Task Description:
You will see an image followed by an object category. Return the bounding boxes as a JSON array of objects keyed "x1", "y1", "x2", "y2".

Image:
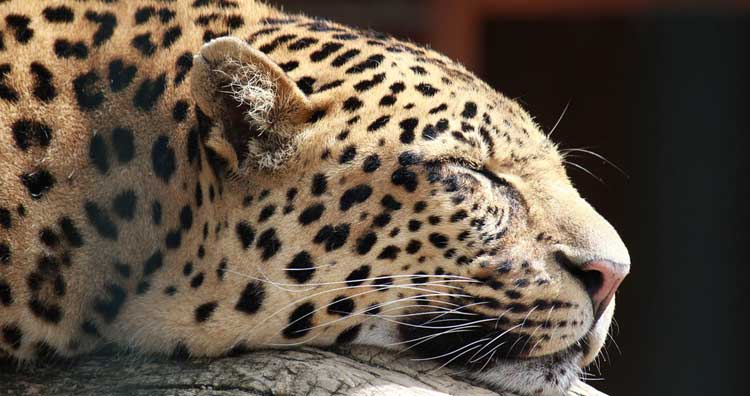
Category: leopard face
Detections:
[{"x1": 0, "y1": 2, "x2": 629, "y2": 395}]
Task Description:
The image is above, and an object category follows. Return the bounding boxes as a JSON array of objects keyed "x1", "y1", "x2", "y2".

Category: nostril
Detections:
[{"x1": 555, "y1": 251, "x2": 604, "y2": 297}]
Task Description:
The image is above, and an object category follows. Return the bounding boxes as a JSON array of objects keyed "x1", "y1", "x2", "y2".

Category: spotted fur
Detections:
[{"x1": 0, "y1": 2, "x2": 629, "y2": 395}]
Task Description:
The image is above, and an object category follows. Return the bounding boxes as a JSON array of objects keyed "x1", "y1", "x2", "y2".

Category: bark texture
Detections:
[{"x1": 0, "y1": 347, "x2": 606, "y2": 396}]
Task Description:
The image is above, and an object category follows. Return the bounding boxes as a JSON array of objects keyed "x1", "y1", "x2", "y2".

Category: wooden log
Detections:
[{"x1": 0, "y1": 347, "x2": 606, "y2": 396}]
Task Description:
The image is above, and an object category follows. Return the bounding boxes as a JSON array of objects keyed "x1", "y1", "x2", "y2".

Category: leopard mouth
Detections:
[{"x1": 396, "y1": 311, "x2": 604, "y2": 396}]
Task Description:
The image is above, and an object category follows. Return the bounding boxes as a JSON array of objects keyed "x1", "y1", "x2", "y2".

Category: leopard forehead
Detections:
[{"x1": 0, "y1": 3, "x2": 624, "y2": 396}]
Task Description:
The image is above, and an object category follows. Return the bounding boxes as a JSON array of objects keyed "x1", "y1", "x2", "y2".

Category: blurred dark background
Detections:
[{"x1": 276, "y1": 1, "x2": 749, "y2": 395}]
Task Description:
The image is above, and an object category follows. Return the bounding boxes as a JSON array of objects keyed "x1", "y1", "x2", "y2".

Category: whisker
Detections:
[{"x1": 547, "y1": 98, "x2": 572, "y2": 139}]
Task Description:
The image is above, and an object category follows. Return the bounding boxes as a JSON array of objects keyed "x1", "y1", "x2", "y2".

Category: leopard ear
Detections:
[{"x1": 191, "y1": 36, "x2": 314, "y2": 172}]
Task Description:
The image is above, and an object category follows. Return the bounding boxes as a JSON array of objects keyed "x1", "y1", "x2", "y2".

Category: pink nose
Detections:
[{"x1": 579, "y1": 260, "x2": 630, "y2": 320}]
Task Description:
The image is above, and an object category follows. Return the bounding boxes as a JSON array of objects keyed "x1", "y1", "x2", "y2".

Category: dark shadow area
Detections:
[{"x1": 482, "y1": 15, "x2": 748, "y2": 395}]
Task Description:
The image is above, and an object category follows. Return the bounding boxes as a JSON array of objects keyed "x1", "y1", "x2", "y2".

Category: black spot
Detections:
[
  {"x1": 362, "y1": 154, "x2": 381, "y2": 173},
  {"x1": 450, "y1": 210, "x2": 468, "y2": 223},
  {"x1": 328, "y1": 295, "x2": 354, "y2": 316},
  {"x1": 345, "y1": 266, "x2": 371, "y2": 287},
  {"x1": 84, "y1": 11, "x2": 117, "y2": 47},
  {"x1": 373, "y1": 275, "x2": 393, "y2": 291},
  {"x1": 372, "y1": 213, "x2": 391, "y2": 228},
  {"x1": 111, "y1": 127, "x2": 135, "y2": 163},
  {"x1": 311, "y1": 173, "x2": 327, "y2": 196},
  {"x1": 339, "y1": 145, "x2": 357, "y2": 164},
  {"x1": 134, "y1": 6, "x2": 155, "y2": 24},
  {"x1": 235, "y1": 281, "x2": 265, "y2": 314},
  {"x1": 143, "y1": 251, "x2": 163, "y2": 276},
  {"x1": 282, "y1": 302, "x2": 315, "y2": 339},
  {"x1": 259, "y1": 33, "x2": 297, "y2": 53},
  {"x1": 216, "y1": 259, "x2": 228, "y2": 280},
  {"x1": 427, "y1": 104, "x2": 446, "y2": 115},
  {"x1": 462, "y1": 102, "x2": 478, "y2": 118},
  {"x1": 258, "y1": 205, "x2": 276, "y2": 223},
  {"x1": 195, "y1": 301, "x2": 217, "y2": 322},
  {"x1": 408, "y1": 220, "x2": 422, "y2": 232},
  {"x1": 429, "y1": 233, "x2": 449, "y2": 248},
  {"x1": 173, "y1": 100, "x2": 190, "y2": 122},
  {"x1": 346, "y1": 54, "x2": 384, "y2": 74},
  {"x1": 256, "y1": 228, "x2": 282, "y2": 260},
  {"x1": 134, "y1": 73, "x2": 167, "y2": 111},
  {"x1": 236, "y1": 221, "x2": 255, "y2": 249},
  {"x1": 132, "y1": 33, "x2": 157, "y2": 56},
  {"x1": 409, "y1": 65, "x2": 427, "y2": 75},
  {"x1": 415, "y1": 83, "x2": 439, "y2": 96},
  {"x1": 108, "y1": 59, "x2": 137, "y2": 92},
  {"x1": 340, "y1": 185, "x2": 372, "y2": 211},
  {"x1": 391, "y1": 167, "x2": 418, "y2": 192},
  {"x1": 296, "y1": 76, "x2": 315, "y2": 95},
  {"x1": 428, "y1": 216, "x2": 441, "y2": 225},
  {"x1": 287, "y1": 251, "x2": 315, "y2": 283},
  {"x1": 279, "y1": 61, "x2": 298, "y2": 72},
  {"x1": 5, "y1": 14, "x2": 33, "y2": 44},
  {"x1": 162, "y1": 26, "x2": 182, "y2": 48},
  {"x1": 0, "y1": 64, "x2": 19, "y2": 101},
  {"x1": 399, "y1": 151, "x2": 422, "y2": 166},
  {"x1": 84, "y1": 201, "x2": 118, "y2": 240},
  {"x1": 88, "y1": 134, "x2": 110, "y2": 174},
  {"x1": 310, "y1": 42, "x2": 343, "y2": 62},
  {"x1": 2, "y1": 324, "x2": 22, "y2": 349},
  {"x1": 21, "y1": 169, "x2": 55, "y2": 200},
  {"x1": 367, "y1": 115, "x2": 390, "y2": 132},
  {"x1": 171, "y1": 342, "x2": 190, "y2": 360},
  {"x1": 12, "y1": 120, "x2": 52, "y2": 151},
  {"x1": 190, "y1": 272, "x2": 205, "y2": 288},
  {"x1": 381, "y1": 195, "x2": 402, "y2": 211},
  {"x1": 43, "y1": 6, "x2": 75, "y2": 23},
  {"x1": 405, "y1": 240, "x2": 422, "y2": 254},
  {"x1": 354, "y1": 72, "x2": 385, "y2": 92},
  {"x1": 307, "y1": 108, "x2": 326, "y2": 123},
  {"x1": 377, "y1": 245, "x2": 400, "y2": 260},
  {"x1": 57, "y1": 217, "x2": 83, "y2": 248},
  {"x1": 165, "y1": 229, "x2": 181, "y2": 249},
  {"x1": 151, "y1": 135, "x2": 177, "y2": 183},
  {"x1": 379, "y1": 95, "x2": 396, "y2": 106},
  {"x1": 225, "y1": 14, "x2": 244, "y2": 28},
  {"x1": 331, "y1": 49, "x2": 360, "y2": 67},
  {"x1": 195, "y1": 182, "x2": 204, "y2": 207},
  {"x1": 335, "y1": 324, "x2": 361, "y2": 344},
  {"x1": 356, "y1": 232, "x2": 377, "y2": 255},
  {"x1": 39, "y1": 228, "x2": 59, "y2": 248},
  {"x1": 136, "y1": 280, "x2": 150, "y2": 295},
  {"x1": 399, "y1": 118, "x2": 418, "y2": 143},
  {"x1": 313, "y1": 224, "x2": 350, "y2": 252},
  {"x1": 73, "y1": 71, "x2": 104, "y2": 110},
  {"x1": 177, "y1": 206, "x2": 193, "y2": 230},
  {"x1": 151, "y1": 201, "x2": 163, "y2": 225},
  {"x1": 0, "y1": 278, "x2": 12, "y2": 305},
  {"x1": 342, "y1": 96, "x2": 363, "y2": 112},
  {"x1": 114, "y1": 262, "x2": 131, "y2": 278},
  {"x1": 390, "y1": 82, "x2": 405, "y2": 94},
  {"x1": 30, "y1": 63, "x2": 57, "y2": 102},
  {"x1": 288, "y1": 37, "x2": 318, "y2": 51},
  {"x1": 299, "y1": 204, "x2": 325, "y2": 225},
  {"x1": 174, "y1": 52, "x2": 193, "y2": 86},
  {"x1": 0, "y1": 208, "x2": 10, "y2": 229},
  {"x1": 93, "y1": 283, "x2": 126, "y2": 323}
]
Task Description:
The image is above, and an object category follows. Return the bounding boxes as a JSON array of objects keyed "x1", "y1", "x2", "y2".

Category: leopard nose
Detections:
[
  {"x1": 580, "y1": 259, "x2": 629, "y2": 320},
  {"x1": 556, "y1": 252, "x2": 630, "y2": 320}
]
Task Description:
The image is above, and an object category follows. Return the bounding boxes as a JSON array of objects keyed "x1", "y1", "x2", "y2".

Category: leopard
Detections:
[{"x1": 0, "y1": 1, "x2": 630, "y2": 395}]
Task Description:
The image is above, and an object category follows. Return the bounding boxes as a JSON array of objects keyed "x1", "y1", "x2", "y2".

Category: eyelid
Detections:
[{"x1": 478, "y1": 167, "x2": 511, "y2": 187}]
